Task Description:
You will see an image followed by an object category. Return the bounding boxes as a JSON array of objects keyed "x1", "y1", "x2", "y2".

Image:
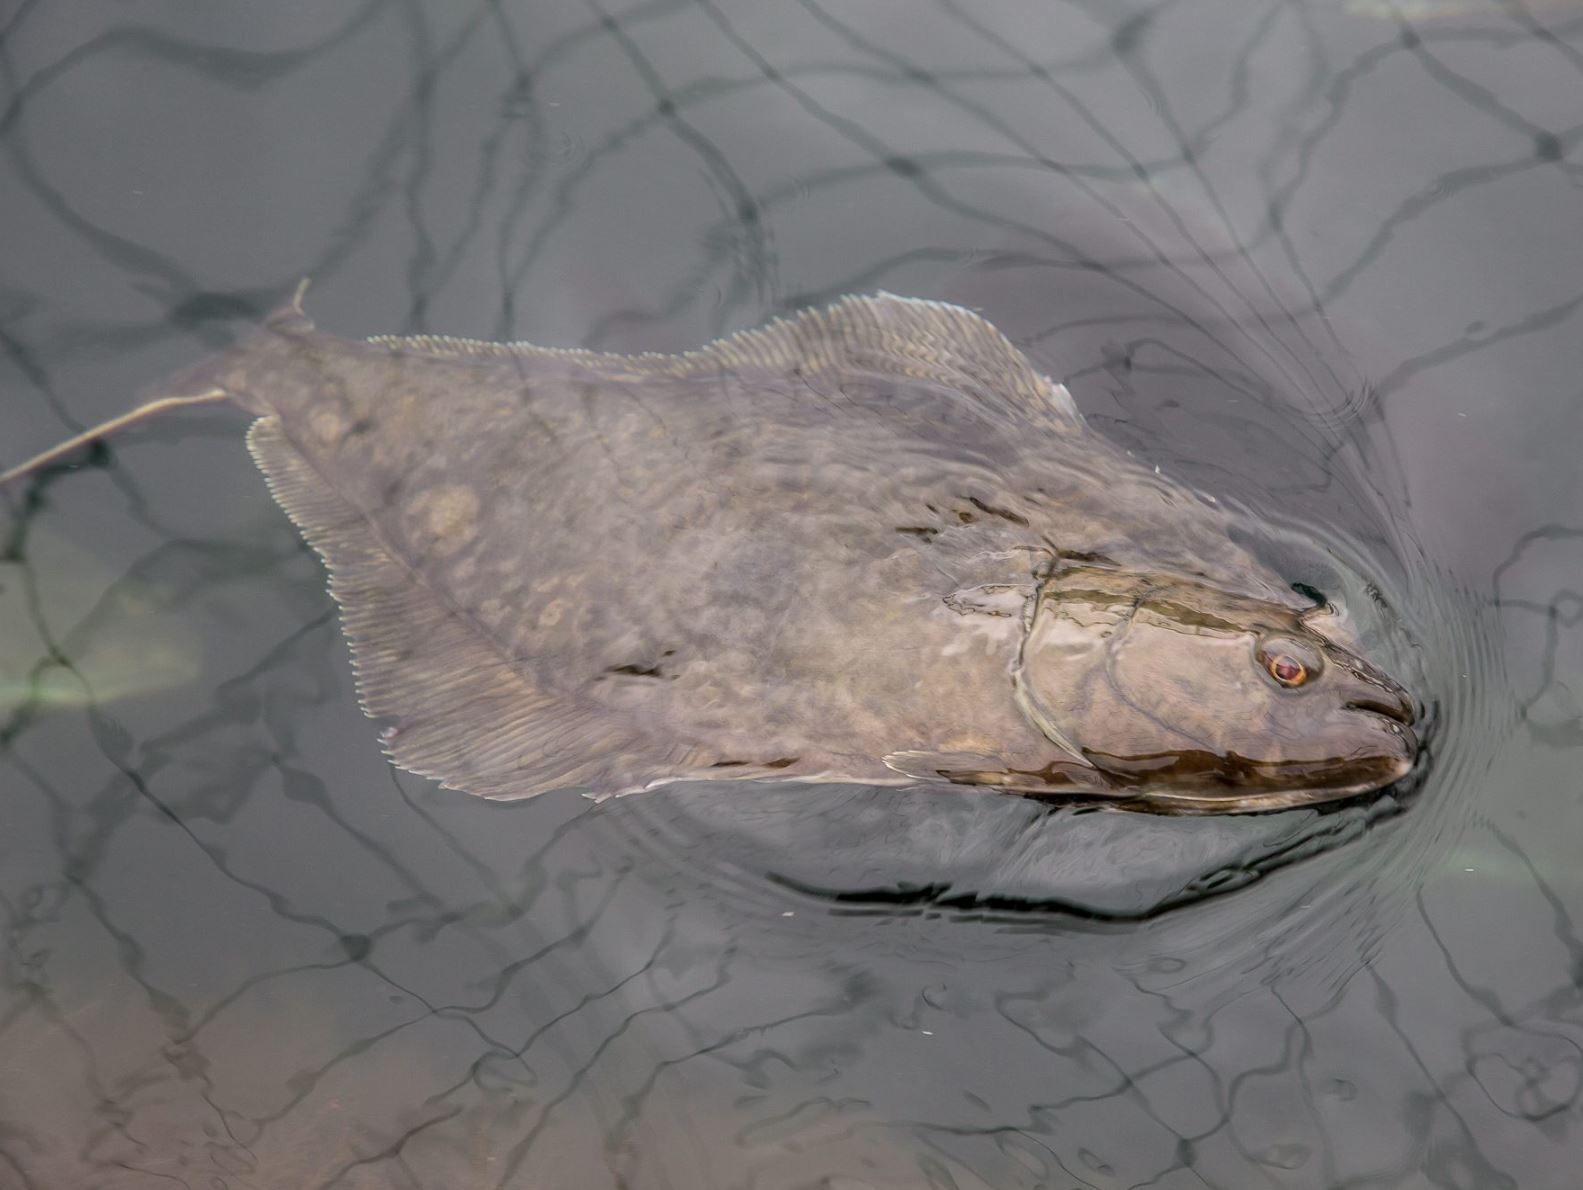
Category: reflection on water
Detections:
[{"x1": 1, "y1": 0, "x2": 1580, "y2": 1186}]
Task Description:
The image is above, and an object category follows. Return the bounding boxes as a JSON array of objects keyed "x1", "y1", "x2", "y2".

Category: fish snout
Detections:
[{"x1": 1331, "y1": 648, "x2": 1416, "y2": 722}]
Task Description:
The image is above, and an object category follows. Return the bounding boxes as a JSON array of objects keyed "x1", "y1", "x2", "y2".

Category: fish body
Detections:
[{"x1": 98, "y1": 294, "x2": 1419, "y2": 812}]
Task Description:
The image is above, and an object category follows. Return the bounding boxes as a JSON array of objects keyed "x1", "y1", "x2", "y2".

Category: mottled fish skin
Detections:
[{"x1": 175, "y1": 293, "x2": 1416, "y2": 813}]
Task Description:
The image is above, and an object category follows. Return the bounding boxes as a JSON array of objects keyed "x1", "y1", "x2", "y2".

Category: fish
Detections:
[{"x1": 1, "y1": 288, "x2": 1419, "y2": 813}]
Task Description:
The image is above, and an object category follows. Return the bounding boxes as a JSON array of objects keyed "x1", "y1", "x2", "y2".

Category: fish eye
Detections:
[
  {"x1": 1257, "y1": 638, "x2": 1321, "y2": 689},
  {"x1": 1268, "y1": 654, "x2": 1307, "y2": 686}
]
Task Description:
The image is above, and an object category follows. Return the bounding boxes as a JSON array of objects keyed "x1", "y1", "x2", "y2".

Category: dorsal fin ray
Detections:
[{"x1": 369, "y1": 293, "x2": 1084, "y2": 434}]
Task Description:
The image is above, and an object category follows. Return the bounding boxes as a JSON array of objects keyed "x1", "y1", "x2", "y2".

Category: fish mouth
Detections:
[
  {"x1": 1348, "y1": 693, "x2": 1419, "y2": 782},
  {"x1": 1343, "y1": 676, "x2": 1419, "y2": 777},
  {"x1": 1345, "y1": 692, "x2": 1415, "y2": 726}
]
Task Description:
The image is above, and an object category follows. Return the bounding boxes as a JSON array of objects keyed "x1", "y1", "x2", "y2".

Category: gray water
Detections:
[{"x1": 2, "y1": 1, "x2": 1581, "y2": 1187}]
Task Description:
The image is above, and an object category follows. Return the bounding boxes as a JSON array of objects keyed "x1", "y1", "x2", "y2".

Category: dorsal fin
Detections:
[{"x1": 368, "y1": 293, "x2": 1083, "y2": 434}]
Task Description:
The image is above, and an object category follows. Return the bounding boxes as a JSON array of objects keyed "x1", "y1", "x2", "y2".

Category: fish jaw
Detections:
[{"x1": 1104, "y1": 725, "x2": 1420, "y2": 815}]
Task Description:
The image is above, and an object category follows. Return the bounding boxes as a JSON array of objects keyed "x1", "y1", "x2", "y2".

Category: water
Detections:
[{"x1": 1, "y1": 1, "x2": 1580, "y2": 1186}]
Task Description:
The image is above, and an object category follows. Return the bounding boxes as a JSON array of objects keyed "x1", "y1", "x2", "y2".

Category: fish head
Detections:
[{"x1": 1013, "y1": 567, "x2": 1419, "y2": 812}]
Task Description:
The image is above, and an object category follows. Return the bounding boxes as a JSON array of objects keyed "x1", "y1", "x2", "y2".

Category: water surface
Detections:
[{"x1": 2, "y1": 1, "x2": 1581, "y2": 1186}]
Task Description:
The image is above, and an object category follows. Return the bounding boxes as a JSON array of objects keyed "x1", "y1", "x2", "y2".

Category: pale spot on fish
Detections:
[
  {"x1": 479, "y1": 597, "x2": 507, "y2": 628},
  {"x1": 538, "y1": 599, "x2": 567, "y2": 628},
  {"x1": 406, "y1": 484, "x2": 481, "y2": 556},
  {"x1": 310, "y1": 407, "x2": 349, "y2": 447}
]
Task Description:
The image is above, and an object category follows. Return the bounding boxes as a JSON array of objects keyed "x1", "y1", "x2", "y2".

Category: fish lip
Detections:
[
  {"x1": 1377, "y1": 735, "x2": 1418, "y2": 785},
  {"x1": 1348, "y1": 713, "x2": 1421, "y2": 794},
  {"x1": 1357, "y1": 709, "x2": 1419, "y2": 785},
  {"x1": 1129, "y1": 762, "x2": 1414, "y2": 814},
  {"x1": 1125, "y1": 785, "x2": 1369, "y2": 814}
]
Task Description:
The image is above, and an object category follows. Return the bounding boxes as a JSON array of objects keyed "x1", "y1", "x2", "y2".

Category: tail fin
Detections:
[
  {"x1": 1, "y1": 390, "x2": 232, "y2": 487},
  {"x1": 1, "y1": 279, "x2": 313, "y2": 487}
]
